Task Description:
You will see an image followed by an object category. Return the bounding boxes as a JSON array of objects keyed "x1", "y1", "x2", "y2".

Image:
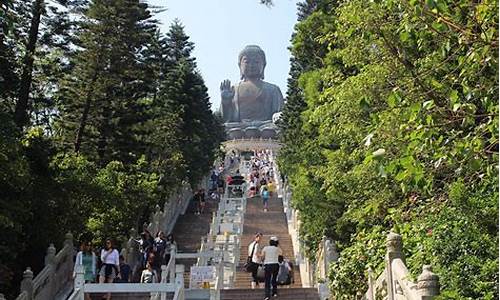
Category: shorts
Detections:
[{"x1": 99, "y1": 264, "x2": 117, "y2": 280}]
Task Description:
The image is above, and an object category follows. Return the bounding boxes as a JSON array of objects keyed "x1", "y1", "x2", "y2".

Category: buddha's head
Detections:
[{"x1": 238, "y1": 45, "x2": 266, "y2": 80}]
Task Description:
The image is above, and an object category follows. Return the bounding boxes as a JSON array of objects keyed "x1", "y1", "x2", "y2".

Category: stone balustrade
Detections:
[
  {"x1": 14, "y1": 233, "x2": 76, "y2": 300},
  {"x1": 121, "y1": 182, "x2": 194, "y2": 277},
  {"x1": 364, "y1": 232, "x2": 440, "y2": 300}
]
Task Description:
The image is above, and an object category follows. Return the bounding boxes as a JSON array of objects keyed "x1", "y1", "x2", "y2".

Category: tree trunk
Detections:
[
  {"x1": 14, "y1": 0, "x2": 44, "y2": 128},
  {"x1": 74, "y1": 69, "x2": 99, "y2": 153}
]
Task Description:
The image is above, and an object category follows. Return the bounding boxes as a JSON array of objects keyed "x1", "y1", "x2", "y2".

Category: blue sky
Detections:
[{"x1": 147, "y1": 0, "x2": 300, "y2": 111}]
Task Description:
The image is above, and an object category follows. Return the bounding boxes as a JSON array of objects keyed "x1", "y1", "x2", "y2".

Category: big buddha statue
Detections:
[{"x1": 220, "y1": 45, "x2": 284, "y2": 139}]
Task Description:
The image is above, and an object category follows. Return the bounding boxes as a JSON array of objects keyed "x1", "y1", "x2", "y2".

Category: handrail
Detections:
[
  {"x1": 173, "y1": 284, "x2": 185, "y2": 300},
  {"x1": 15, "y1": 233, "x2": 76, "y2": 300},
  {"x1": 69, "y1": 264, "x2": 180, "y2": 300},
  {"x1": 122, "y1": 183, "x2": 193, "y2": 280},
  {"x1": 363, "y1": 233, "x2": 440, "y2": 300}
]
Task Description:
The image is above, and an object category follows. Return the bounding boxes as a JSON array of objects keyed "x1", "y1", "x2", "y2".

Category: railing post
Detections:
[
  {"x1": 217, "y1": 258, "x2": 224, "y2": 290},
  {"x1": 153, "y1": 204, "x2": 161, "y2": 234},
  {"x1": 170, "y1": 248, "x2": 176, "y2": 284},
  {"x1": 74, "y1": 264, "x2": 85, "y2": 300},
  {"x1": 175, "y1": 264, "x2": 185, "y2": 287},
  {"x1": 64, "y1": 232, "x2": 74, "y2": 248},
  {"x1": 20, "y1": 267, "x2": 33, "y2": 300},
  {"x1": 159, "y1": 265, "x2": 168, "y2": 300},
  {"x1": 417, "y1": 265, "x2": 440, "y2": 300},
  {"x1": 126, "y1": 227, "x2": 138, "y2": 268},
  {"x1": 45, "y1": 243, "x2": 56, "y2": 266},
  {"x1": 386, "y1": 232, "x2": 403, "y2": 300},
  {"x1": 367, "y1": 267, "x2": 375, "y2": 300}
]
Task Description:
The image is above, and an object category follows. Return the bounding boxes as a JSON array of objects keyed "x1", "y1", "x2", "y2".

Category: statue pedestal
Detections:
[{"x1": 224, "y1": 121, "x2": 278, "y2": 140}]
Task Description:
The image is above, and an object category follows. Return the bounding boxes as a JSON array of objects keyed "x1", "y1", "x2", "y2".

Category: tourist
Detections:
[
  {"x1": 259, "y1": 236, "x2": 282, "y2": 299},
  {"x1": 267, "y1": 180, "x2": 275, "y2": 197},
  {"x1": 226, "y1": 174, "x2": 233, "y2": 186},
  {"x1": 217, "y1": 176, "x2": 225, "y2": 194},
  {"x1": 200, "y1": 189, "x2": 207, "y2": 214},
  {"x1": 114, "y1": 255, "x2": 131, "y2": 283},
  {"x1": 99, "y1": 239, "x2": 120, "y2": 300},
  {"x1": 137, "y1": 231, "x2": 153, "y2": 268},
  {"x1": 210, "y1": 170, "x2": 218, "y2": 191},
  {"x1": 140, "y1": 262, "x2": 158, "y2": 283},
  {"x1": 261, "y1": 186, "x2": 270, "y2": 212},
  {"x1": 74, "y1": 241, "x2": 96, "y2": 300},
  {"x1": 249, "y1": 178, "x2": 256, "y2": 198},
  {"x1": 247, "y1": 232, "x2": 263, "y2": 289},
  {"x1": 163, "y1": 233, "x2": 177, "y2": 265},
  {"x1": 153, "y1": 231, "x2": 167, "y2": 273},
  {"x1": 277, "y1": 255, "x2": 293, "y2": 287}
]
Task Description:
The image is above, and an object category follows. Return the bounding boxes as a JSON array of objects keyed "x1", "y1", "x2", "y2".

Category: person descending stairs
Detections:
[{"x1": 221, "y1": 188, "x2": 320, "y2": 300}]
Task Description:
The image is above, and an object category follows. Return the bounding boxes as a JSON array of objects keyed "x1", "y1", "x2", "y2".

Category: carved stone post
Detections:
[
  {"x1": 126, "y1": 228, "x2": 138, "y2": 267},
  {"x1": 418, "y1": 265, "x2": 440, "y2": 299},
  {"x1": 0, "y1": 293, "x2": 6, "y2": 300},
  {"x1": 45, "y1": 243, "x2": 57, "y2": 266},
  {"x1": 175, "y1": 264, "x2": 185, "y2": 287},
  {"x1": 217, "y1": 257, "x2": 224, "y2": 290},
  {"x1": 169, "y1": 248, "x2": 176, "y2": 284},
  {"x1": 64, "y1": 232, "x2": 74, "y2": 248},
  {"x1": 20, "y1": 267, "x2": 33, "y2": 299},
  {"x1": 74, "y1": 264, "x2": 85, "y2": 300},
  {"x1": 386, "y1": 232, "x2": 403, "y2": 300},
  {"x1": 153, "y1": 204, "x2": 161, "y2": 234}
]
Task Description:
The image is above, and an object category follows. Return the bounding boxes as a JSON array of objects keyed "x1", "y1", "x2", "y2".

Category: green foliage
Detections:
[
  {"x1": 280, "y1": 0, "x2": 498, "y2": 299},
  {"x1": 0, "y1": 1, "x2": 223, "y2": 297}
]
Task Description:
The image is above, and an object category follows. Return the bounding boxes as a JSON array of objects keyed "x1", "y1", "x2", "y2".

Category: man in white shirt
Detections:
[{"x1": 247, "y1": 232, "x2": 263, "y2": 288}]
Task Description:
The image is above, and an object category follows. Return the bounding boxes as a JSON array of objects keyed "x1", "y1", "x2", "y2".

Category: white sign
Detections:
[{"x1": 189, "y1": 266, "x2": 216, "y2": 289}]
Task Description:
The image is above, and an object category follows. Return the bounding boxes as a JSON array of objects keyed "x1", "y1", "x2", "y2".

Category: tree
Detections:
[
  {"x1": 158, "y1": 20, "x2": 224, "y2": 186},
  {"x1": 57, "y1": 0, "x2": 158, "y2": 164},
  {"x1": 279, "y1": 0, "x2": 498, "y2": 298}
]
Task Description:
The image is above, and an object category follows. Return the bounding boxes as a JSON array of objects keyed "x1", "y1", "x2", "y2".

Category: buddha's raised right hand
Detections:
[{"x1": 220, "y1": 79, "x2": 235, "y2": 102}]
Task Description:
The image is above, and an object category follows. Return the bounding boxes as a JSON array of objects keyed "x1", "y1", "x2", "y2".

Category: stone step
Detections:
[
  {"x1": 234, "y1": 194, "x2": 300, "y2": 289},
  {"x1": 220, "y1": 288, "x2": 319, "y2": 300},
  {"x1": 89, "y1": 292, "x2": 174, "y2": 300},
  {"x1": 169, "y1": 197, "x2": 219, "y2": 289}
]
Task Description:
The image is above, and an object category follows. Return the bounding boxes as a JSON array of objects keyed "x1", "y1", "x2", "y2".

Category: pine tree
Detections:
[
  {"x1": 157, "y1": 20, "x2": 223, "y2": 185},
  {"x1": 56, "y1": 0, "x2": 158, "y2": 164}
]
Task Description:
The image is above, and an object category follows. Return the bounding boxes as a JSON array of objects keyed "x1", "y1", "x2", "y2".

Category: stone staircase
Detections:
[
  {"x1": 221, "y1": 288, "x2": 319, "y2": 300},
  {"x1": 223, "y1": 193, "x2": 319, "y2": 300},
  {"x1": 90, "y1": 292, "x2": 174, "y2": 300},
  {"x1": 234, "y1": 194, "x2": 302, "y2": 289},
  {"x1": 172, "y1": 195, "x2": 219, "y2": 288}
]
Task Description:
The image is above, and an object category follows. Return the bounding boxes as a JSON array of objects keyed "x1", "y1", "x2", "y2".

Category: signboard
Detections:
[{"x1": 189, "y1": 266, "x2": 216, "y2": 289}]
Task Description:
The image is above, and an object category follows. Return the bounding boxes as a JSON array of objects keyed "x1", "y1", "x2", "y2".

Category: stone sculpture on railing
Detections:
[
  {"x1": 15, "y1": 233, "x2": 75, "y2": 300},
  {"x1": 121, "y1": 183, "x2": 193, "y2": 280},
  {"x1": 364, "y1": 232, "x2": 440, "y2": 300}
]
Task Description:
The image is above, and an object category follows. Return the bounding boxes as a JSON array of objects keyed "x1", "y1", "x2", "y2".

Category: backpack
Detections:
[
  {"x1": 277, "y1": 262, "x2": 291, "y2": 285},
  {"x1": 262, "y1": 190, "x2": 269, "y2": 199}
]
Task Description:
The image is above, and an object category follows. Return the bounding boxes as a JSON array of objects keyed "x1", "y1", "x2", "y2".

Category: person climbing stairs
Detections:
[{"x1": 222, "y1": 191, "x2": 320, "y2": 300}]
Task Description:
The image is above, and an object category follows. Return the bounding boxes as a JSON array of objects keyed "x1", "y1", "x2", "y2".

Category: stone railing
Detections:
[
  {"x1": 121, "y1": 182, "x2": 194, "y2": 277},
  {"x1": 199, "y1": 182, "x2": 245, "y2": 290},
  {"x1": 13, "y1": 233, "x2": 76, "y2": 300},
  {"x1": 315, "y1": 236, "x2": 339, "y2": 299},
  {"x1": 69, "y1": 250, "x2": 182, "y2": 300},
  {"x1": 363, "y1": 232, "x2": 440, "y2": 300}
]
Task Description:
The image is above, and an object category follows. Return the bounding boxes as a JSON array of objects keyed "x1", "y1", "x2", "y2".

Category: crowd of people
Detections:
[
  {"x1": 73, "y1": 225, "x2": 177, "y2": 300},
  {"x1": 72, "y1": 151, "x2": 291, "y2": 300},
  {"x1": 241, "y1": 150, "x2": 294, "y2": 299},
  {"x1": 247, "y1": 150, "x2": 276, "y2": 211}
]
